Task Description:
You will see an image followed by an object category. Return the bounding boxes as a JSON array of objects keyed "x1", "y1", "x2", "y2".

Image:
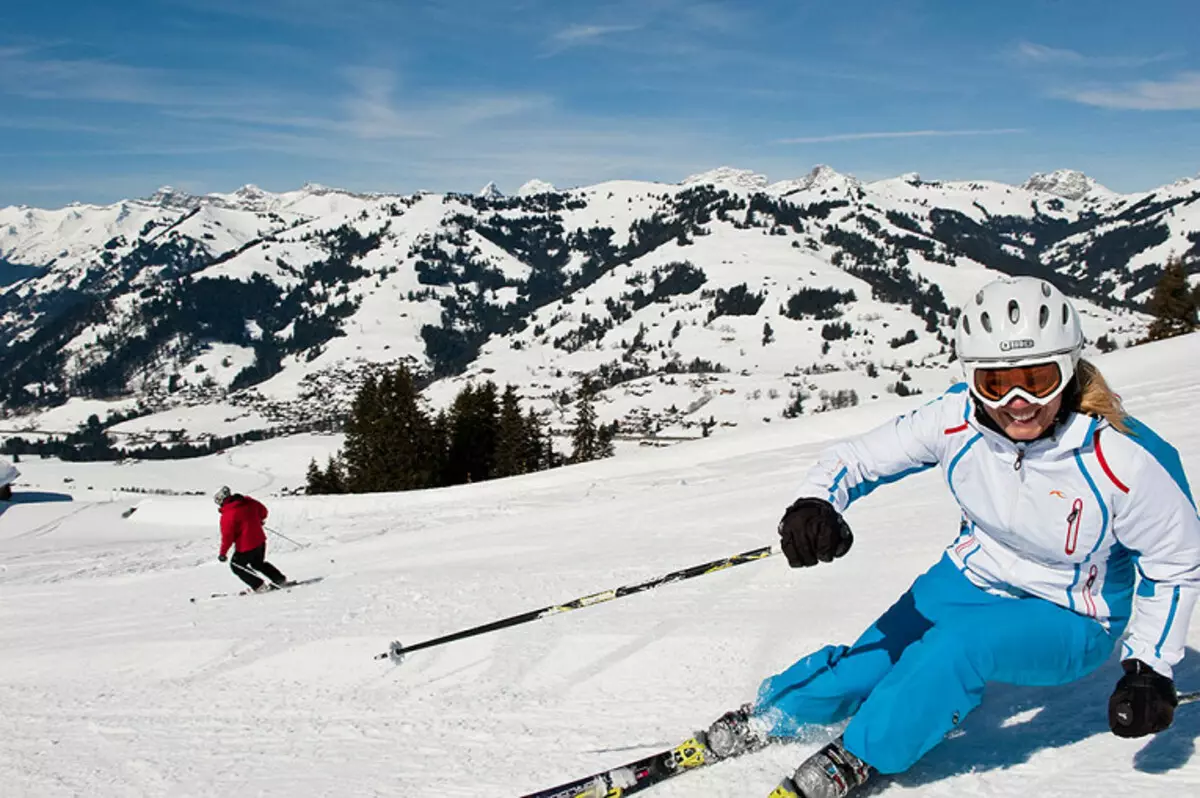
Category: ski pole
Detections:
[
  {"x1": 1181, "y1": 690, "x2": 1200, "y2": 706},
  {"x1": 265, "y1": 525, "x2": 308, "y2": 549},
  {"x1": 375, "y1": 544, "x2": 778, "y2": 664},
  {"x1": 228, "y1": 560, "x2": 262, "y2": 580}
]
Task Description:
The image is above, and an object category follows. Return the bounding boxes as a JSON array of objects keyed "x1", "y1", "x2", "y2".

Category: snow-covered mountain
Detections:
[
  {"x1": 477, "y1": 181, "x2": 503, "y2": 200},
  {"x1": 1022, "y1": 169, "x2": 1118, "y2": 203},
  {"x1": 0, "y1": 167, "x2": 1196, "y2": 449},
  {"x1": 517, "y1": 178, "x2": 556, "y2": 196}
]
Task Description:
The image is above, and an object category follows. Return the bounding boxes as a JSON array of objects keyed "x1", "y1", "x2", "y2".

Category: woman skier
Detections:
[{"x1": 706, "y1": 276, "x2": 1199, "y2": 797}]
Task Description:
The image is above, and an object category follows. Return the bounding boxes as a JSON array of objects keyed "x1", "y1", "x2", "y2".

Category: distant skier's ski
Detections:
[{"x1": 190, "y1": 576, "x2": 324, "y2": 603}]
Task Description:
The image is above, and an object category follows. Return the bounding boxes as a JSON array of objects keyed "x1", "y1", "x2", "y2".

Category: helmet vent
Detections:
[
  {"x1": 980, "y1": 312, "x2": 992, "y2": 333},
  {"x1": 1062, "y1": 303, "x2": 1069, "y2": 324},
  {"x1": 1038, "y1": 304, "x2": 1050, "y2": 328},
  {"x1": 1008, "y1": 300, "x2": 1020, "y2": 323},
  {"x1": 963, "y1": 315, "x2": 971, "y2": 335},
  {"x1": 1041, "y1": 282, "x2": 1052, "y2": 298}
]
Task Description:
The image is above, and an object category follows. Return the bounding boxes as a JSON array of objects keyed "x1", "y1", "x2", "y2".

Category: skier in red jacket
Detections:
[{"x1": 215, "y1": 486, "x2": 289, "y2": 593}]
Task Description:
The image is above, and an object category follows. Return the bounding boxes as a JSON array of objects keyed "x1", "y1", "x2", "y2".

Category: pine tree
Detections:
[
  {"x1": 323, "y1": 455, "x2": 347, "y2": 493},
  {"x1": 596, "y1": 420, "x2": 616, "y2": 459},
  {"x1": 341, "y1": 364, "x2": 434, "y2": 493},
  {"x1": 494, "y1": 384, "x2": 527, "y2": 478},
  {"x1": 522, "y1": 409, "x2": 547, "y2": 472},
  {"x1": 429, "y1": 409, "x2": 451, "y2": 486},
  {"x1": 570, "y1": 380, "x2": 599, "y2": 463},
  {"x1": 1145, "y1": 256, "x2": 1199, "y2": 341},
  {"x1": 445, "y1": 381, "x2": 500, "y2": 484},
  {"x1": 305, "y1": 458, "x2": 327, "y2": 494},
  {"x1": 342, "y1": 374, "x2": 385, "y2": 491},
  {"x1": 375, "y1": 365, "x2": 436, "y2": 490}
]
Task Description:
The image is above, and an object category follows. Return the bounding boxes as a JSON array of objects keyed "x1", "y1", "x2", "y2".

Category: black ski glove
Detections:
[
  {"x1": 1109, "y1": 658, "x2": 1177, "y2": 738},
  {"x1": 778, "y1": 497, "x2": 853, "y2": 568},
  {"x1": 218, "y1": 554, "x2": 227, "y2": 563}
]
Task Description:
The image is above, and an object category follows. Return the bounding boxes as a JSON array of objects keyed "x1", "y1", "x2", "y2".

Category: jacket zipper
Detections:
[
  {"x1": 1082, "y1": 565, "x2": 1099, "y2": 617},
  {"x1": 1064, "y1": 499, "x2": 1083, "y2": 555}
]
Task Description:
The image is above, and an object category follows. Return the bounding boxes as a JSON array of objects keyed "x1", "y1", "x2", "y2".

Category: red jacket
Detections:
[{"x1": 219, "y1": 495, "x2": 268, "y2": 557}]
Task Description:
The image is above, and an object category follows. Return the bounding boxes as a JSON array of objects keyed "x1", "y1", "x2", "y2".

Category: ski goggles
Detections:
[{"x1": 964, "y1": 354, "x2": 1074, "y2": 409}]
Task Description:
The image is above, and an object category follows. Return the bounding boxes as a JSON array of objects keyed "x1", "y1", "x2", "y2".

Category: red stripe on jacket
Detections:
[{"x1": 1093, "y1": 429, "x2": 1130, "y2": 494}]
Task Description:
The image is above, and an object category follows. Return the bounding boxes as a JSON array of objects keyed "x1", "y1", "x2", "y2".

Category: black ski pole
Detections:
[
  {"x1": 265, "y1": 524, "x2": 308, "y2": 549},
  {"x1": 375, "y1": 544, "x2": 778, "y2": 664},
  {"x1": 228, "y1": 559, "x2": 281, "y2": 587}
]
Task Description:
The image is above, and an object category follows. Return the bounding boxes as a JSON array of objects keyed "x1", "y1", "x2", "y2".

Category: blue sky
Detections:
[{"x1": 3, "y1": 0, "x2": 1199, "y2": 207}]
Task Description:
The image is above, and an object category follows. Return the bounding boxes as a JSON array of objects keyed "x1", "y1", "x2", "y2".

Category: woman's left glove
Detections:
[
  {"x1": 1109, "y1": 659, "x2": 1177, "y2": 738},
  {"x1": 777, "y1": 498, "x2": 853, "y2": 568}
]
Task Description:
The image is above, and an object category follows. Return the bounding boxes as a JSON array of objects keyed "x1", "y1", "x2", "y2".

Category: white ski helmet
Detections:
[
  {"x1": 213, "y1": 485, "x2": 232, "y2": 507},
  {"x1": 955, "y1": 276, "x2": 1083, "y2": 408}
]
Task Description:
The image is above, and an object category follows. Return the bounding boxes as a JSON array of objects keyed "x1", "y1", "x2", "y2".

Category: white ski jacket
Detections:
[{"x1": 795, "y1": 384, "x2": 1200, "y2": 679}]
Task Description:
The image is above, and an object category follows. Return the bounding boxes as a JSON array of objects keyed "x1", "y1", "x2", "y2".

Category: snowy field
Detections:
[{"x1": 1, "y1": 334, "x2": 1198, "y2": 797}]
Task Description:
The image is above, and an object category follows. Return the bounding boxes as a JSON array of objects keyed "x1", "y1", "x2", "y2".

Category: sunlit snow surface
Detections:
[{"x1": 1, "y1": 335, "x2": 1198, "y2": 797}]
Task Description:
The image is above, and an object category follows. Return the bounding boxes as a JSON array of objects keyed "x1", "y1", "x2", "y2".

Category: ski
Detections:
[
  {"x1": 526, "y1": 688, "x2": 1200, "y2": 798},
  {"x1": 520, "y1": 733, "x2": 714, "y2": 798},
  {"x1": 190, "y1": 576, "x2": 324, "y2": 602},
  {"x1": 521, "y1": 706, "x2": 777, "y2": 798}
]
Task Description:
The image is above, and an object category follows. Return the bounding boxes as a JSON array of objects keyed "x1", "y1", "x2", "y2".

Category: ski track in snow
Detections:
[{"x1": 0, "y1": 336, "x2": 1199, "y2": 796}]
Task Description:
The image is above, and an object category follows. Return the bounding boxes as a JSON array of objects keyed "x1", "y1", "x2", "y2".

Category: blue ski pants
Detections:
[{"x1": 754, "y1": 555, "x2": 1117, "y2": 774}]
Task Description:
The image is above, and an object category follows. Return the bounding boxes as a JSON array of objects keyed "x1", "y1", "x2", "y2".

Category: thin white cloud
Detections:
[
  {"x1": 1010, "y1": 40, "x2": 1175, "y2": 68},
  {"x1": 777, "y1": 129, "x2": 1025, "y2": 144},
  {"x1": 544, "y1": 23, "x2": 641, "y2": 54},
  {"x1": 1013, "y1": 41, "x2": 1085, "y2": 65},
  {"x1": 1061, "y1": 72, "x2": 1200, "y2": 110},
  {"x1": 338, "y1": 66, "x2": 553, "y2": 139},
  {"x1": 0, "y1": 52, "x2": 168, "y2": 104}
]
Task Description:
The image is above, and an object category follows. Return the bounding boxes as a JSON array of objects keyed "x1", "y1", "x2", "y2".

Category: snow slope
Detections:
[{"x1": 0, "y1": 335, "x2": 1198, "y2": 797}]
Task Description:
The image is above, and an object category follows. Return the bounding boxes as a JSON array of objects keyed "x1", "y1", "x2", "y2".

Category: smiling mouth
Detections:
[{"x1": 1006, "y1": 408, "x2": 1041, "y2": 423}]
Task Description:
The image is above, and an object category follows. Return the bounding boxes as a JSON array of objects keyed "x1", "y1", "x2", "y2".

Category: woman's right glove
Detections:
[
  {"x1": 1108, "y1": 658, "x2": 1177, "y2": 738},
  {"x1": 777, "y1": 497, "x2": 853, "y2": 568}
]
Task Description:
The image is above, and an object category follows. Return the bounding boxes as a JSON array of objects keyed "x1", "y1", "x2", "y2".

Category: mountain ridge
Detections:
[{"x1": 1, "y1": 165, "x2": 1195, "y2": 452}]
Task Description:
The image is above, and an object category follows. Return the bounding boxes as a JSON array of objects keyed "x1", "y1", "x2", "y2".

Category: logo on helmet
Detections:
[{"x1": 999, "y1": 338, "x2": 1035, "y2": 352}]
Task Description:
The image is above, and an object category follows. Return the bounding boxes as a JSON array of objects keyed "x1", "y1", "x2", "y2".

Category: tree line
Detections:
[{"x1": 305, "y1": 364, "x2": 615, "y2": 495}]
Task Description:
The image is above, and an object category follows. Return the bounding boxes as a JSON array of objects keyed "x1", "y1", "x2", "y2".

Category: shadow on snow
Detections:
[{"x1": 894, "y1": 646, "x2": 1200, "y2": 786}]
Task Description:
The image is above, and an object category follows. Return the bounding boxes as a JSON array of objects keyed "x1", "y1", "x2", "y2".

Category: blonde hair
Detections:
[{"x1": 1075, "y1": 359, "x2": 1130, "y2": 434}]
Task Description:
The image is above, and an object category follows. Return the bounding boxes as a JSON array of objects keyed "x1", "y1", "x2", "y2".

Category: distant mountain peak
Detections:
[
  {"x1": 144, "y1": 185, "x2": 204, "y2": 210},
  {"x1": 767, "y1": 164, "x2": 861, "y2": 196},
  {"x1": 682, "y1": 166, "x2": 769, "y2": 192},
  {"x1": 478, "y1": 181, "x2": 503, "y2": 199},
  {"x1": 517, "y1": 179, "x2": 556, "y2": 197},
  {"x1": 1023, "y1": 169, "x2": 1114, "y2": 201}
]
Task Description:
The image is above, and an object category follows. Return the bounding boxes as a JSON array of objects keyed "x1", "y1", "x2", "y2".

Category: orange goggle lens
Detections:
[{"x1": 972, "y1": 362, "x2": 1063, "y2": 403}]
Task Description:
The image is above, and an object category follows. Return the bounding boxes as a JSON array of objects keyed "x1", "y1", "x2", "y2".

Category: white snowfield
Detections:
[{"x1": 1, "y1": 335, "x2": 1198, "y2": 798}]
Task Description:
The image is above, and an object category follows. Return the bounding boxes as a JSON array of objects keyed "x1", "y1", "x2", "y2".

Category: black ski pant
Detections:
[{"x1": 230, "y1": 544, "x2": 287, "y2": 589}]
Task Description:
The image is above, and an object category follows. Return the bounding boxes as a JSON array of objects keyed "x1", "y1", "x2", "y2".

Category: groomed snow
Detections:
[{"x1": 0, "y1": 334, "x2": 1197, "y2": 797}]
